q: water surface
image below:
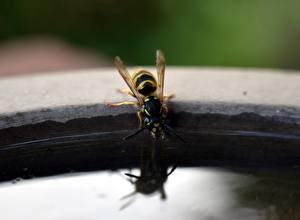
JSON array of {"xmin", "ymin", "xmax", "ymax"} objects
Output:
[{"xmin": 0, "ymin": 167, "xmax": 299, "ymax": 220}]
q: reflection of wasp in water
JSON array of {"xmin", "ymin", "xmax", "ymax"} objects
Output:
[
  {"xmin": 120, "ymin": 143, "xmax": 177, "ymax": 210},
  {"xmin": 108, "ymin": 50, "xmax": 184, "ymax": 142}
]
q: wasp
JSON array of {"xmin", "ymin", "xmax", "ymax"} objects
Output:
[
  {"xmin": 108, "ymin": 50, "xmax": 184, "ymax": 142},
  {"xmin": 120, "ymin": 143, "xmax": 177, "ymax": 209}
]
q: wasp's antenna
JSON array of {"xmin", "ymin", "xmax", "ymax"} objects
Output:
[
  {"xmin": 160, "ymin": 186, "xmax": 167, "ymax": 200},
  {"xmin": 120, "ymin": 197, "xmax": 136, "ymax": 211},
  {"xmin": 125, "ymin": 173, "xmax": 140, "ymax": 179},
  {"xmin": 120, "ymin": 191, "xmax": 137, "ymax": 210},
  {"xmin": 167, "ymin": 164, "xmax": 178, "ymax": 176},
  {"xmin": 163, "ymin": 124, "xmax": 186, "ymax": 143},
  {"xmin": 120, "ymin": 191, "xmax": 137, "ymax": 200},
  {"xmin": 117, "ymin": 171, "xmax": 134, "ymax": 184},
  {"xmin": 123, "ymin": 126, "xmax": 147, "ymax": 140}
]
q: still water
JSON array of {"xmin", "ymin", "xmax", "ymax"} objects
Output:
[{"xmin": 0, "ymin": 167, "xmax": 299, "ymax": 220}]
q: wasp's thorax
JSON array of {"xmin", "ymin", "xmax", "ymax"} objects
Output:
[
  {"xmin": 132, "ymin": 70, "xmax": 157, "ymax": 96},
  {"xmin": 143, "ymin": 96, "xmax": 165, "ymax": 138}
]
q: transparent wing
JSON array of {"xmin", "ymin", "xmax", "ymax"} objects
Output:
[
  {"xmin": 114, "ymin": 56, "xmax": 144, "ymax": 105},
  {"xmin": 156, "ymin": 50, "xmax": 166, "ymax": 102}
]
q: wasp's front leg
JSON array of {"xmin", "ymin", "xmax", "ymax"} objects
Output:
[
  {"xmin": 107, "ymin": 101, "xmax": 139, "ymax": 107},
  {"xmin": 117, "ymin": 89, "xmax": 135, "ymax": 98},
  {"xmin": 162, "ymin": 104, "xmax": 169, "ymax": 115},
  {"xmin": 163, "ymin": 94, "xmax": 175, "ymax": 102},
  {"xmin": 137, "ymin": 110, "xmax": 144, "ymax": 128}
]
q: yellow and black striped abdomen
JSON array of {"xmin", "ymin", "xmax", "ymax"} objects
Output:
[{"xmin": 132, "ymin": 70, "xmax": 157, "ymax": 96}]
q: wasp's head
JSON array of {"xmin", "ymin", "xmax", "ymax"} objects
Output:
[
  {"xmin": 132, "ymin": 70, "xmax": 157, "ymax": 96},
  {"xmin": 144, "ymin": 117, "xmax": 164, "ymax": 139}
]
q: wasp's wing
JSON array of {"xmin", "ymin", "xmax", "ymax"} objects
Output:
[
  {"xmin": 114, "ymin": 56, "xmax": 144, "ymax": 105},
  {"xmin": 156, "ymin": 50, "xmax": 166, "ymax": 102}
]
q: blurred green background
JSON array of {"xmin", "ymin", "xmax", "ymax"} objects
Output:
[{"xmin": 1, "ymin": 0, "xmax": 300, "ymax": 69}]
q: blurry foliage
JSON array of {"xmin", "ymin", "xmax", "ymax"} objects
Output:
[{"xmin": 1, "ymin": 0, "xmax": 300, "ymax": 68}]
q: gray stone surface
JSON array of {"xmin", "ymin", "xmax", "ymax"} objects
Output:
[{"xmin": 0, "ymin": 67, "xmax": 300, "ymax": 129}]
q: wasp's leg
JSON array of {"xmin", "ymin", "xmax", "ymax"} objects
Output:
[
  {"xmin": 162, "ymin": 104, "xmax": 169, "ymax": 114},
  {"xmin": 117, "ymin": 89, "xmax": 135, "ymax": 98},
  {"xmin": 160, "ymin": 126, "xmax": 166, "ymax": 140},
  {"xmin": 163, "ymin": 94, "xmax": 175, "ymax": 102},
  {"xmin": 137, "ymin": 110, "xmax": 144, "ymax": 128},
  {"xmin": 107, "ymin": 101, "xmax": 139, "ymax": 107}
]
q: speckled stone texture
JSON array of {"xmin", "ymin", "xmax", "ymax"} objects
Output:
[
  {"xmin": 0, "ymin": 67, "xmax": 299, "ymax": 129},
  {"xmin": 0, "ymin": 68, "xmax": 300, "ymax": 181}
]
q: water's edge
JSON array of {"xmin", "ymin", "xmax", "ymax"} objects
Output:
[{"xmin": 0, "ymin": 112, "xmax": 299, "ymax": 182}]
